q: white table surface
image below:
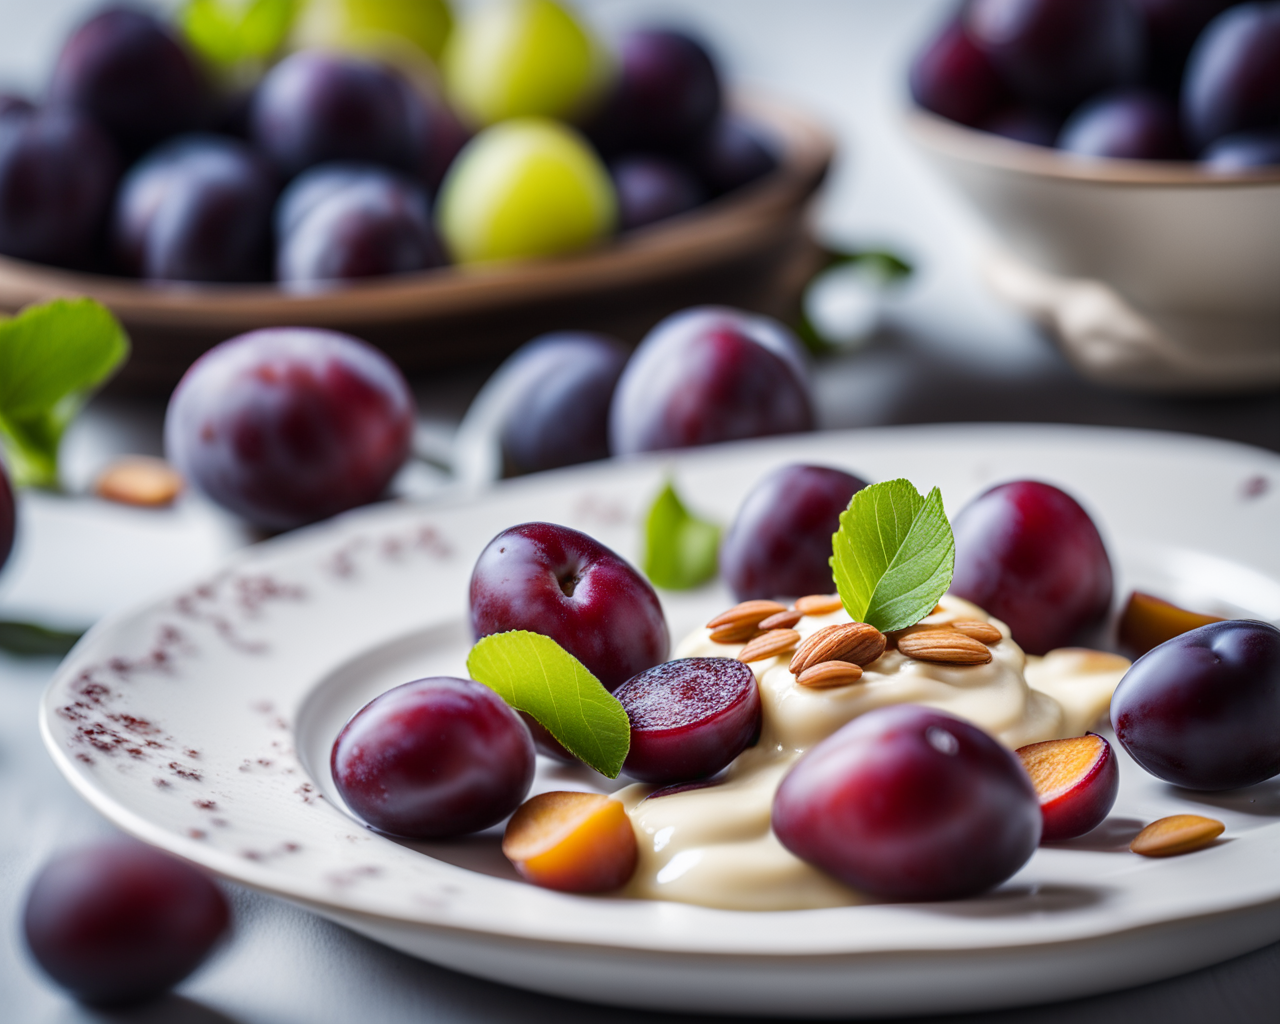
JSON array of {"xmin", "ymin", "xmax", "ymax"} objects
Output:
[{"xmin": 1, "ymin": 1, "xmax": 1278, "ymax": 1021}]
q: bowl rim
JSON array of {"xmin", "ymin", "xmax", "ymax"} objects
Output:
[{"xmin": 904, "ymin": 107, "xmax": 1280, "ymax": 188}]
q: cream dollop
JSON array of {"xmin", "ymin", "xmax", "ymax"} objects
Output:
[{"xmin": 616, "ymin": 595, "xmax": 1129, "ymax": 910}]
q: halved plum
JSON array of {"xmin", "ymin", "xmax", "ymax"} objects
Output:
[{"xmin": 1016, "ymin": 734, "xmax": 1119, "ymax": 843}]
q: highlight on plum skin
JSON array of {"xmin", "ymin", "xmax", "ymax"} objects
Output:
[
  {"xmin": 772, "ymin": 705, "xmax": 1042, "ymax": 902},
  {"xmin": 331, "ymin": 676, "xmax": 535, "ymax": 839},
  {"xmin": 1016, "ymin": 733, "xmax": 1119, "ymax": 843},
  {"xmin": 503, "ymin": 791, "xmax": 638, "ymax": 892},
  {"xmin": 23, "ymin": 840, "xmax": 230, "ymax": 1006},
  {"xmin": 614, "ymin": 657, "xmax": 761, "ymax": 785}
]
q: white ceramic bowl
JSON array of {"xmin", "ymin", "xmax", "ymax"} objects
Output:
[{"xmin": 906, "ymin": 110, "xmax": 1280, "ymax": 393}]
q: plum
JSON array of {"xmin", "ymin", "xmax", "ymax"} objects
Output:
[
  {"xmin": 1202, "ymin": 128, "xmax": 1280, "ymax": 168},
  {"xmin": 164, "ymin": 327, "xmax": 415, "ymax": 529},
  {"xmin": 1111, "ymin": 620, "xmax": 1280, "ymax": 790},
  {"xmin": 503, "ymin": 791, "xmax": 638, "ymax": 891},
  {"xmin": 610, "ymin": 154, "xmax": 703, "ymax": 230},
  {"xmin": 1057, "ymin": 90, "xmax": 1184, "ymax": 158},
  {"xmin": 608, "ymin": 306, "xmax": 814, "ymax": 455},
  {"xmin": 910, "ymin": 17, "xmax": 1010, "ymax": 127},
  {"xmin": 0, "ymin": 459, "xmax": 14, "ymax": 573},
  {"xmin": 1131, "ymin": 0, "xmax": 1236, "ymax": 92},
  {"xmin": 332, "ymin": 676, "xmax": 535, "ymax": 838},
  {"xmin": 1117, "ymin": 591, "xmax": 1223, "ymax": 657},
  {"xmin": 981, "ymin": 104, "xmax": 1062, "ymax": 145},
  {"xmin": 1016, "ymin": 734, "xmax": 1119, "ymax": 842},
  {"xmin": 773, "ymin": 705, "xmax": 1041, "ymax": 901},
  {"xmin": 689, "ymin": 115, "xmax": 778, "ymax": 196},
  {"xmin": 1183, "ymin": 3, "xmax": 1280, "ymax": 150}
]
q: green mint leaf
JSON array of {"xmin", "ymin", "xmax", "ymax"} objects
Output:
[
  {"xmin": 0, "ymin": 620, "xmax": 84, "ymax": 657},
  {"xmin": 0, "ymin": 299, "xmax": 130, "ymax": 489},
  {"xmin": 466, "ymin": 631, "xmax": 630, "ymax": 778},
  {"xmin": 181, "ymin": 0, "xmax": 297, "ymax": 70},
  {"xmin": 642, "ymin": 481, "xmax": 721, "ymax": 590},
  {"xmin": 830, "ymin": 478, "xmax": 955, "ymax": 632}
]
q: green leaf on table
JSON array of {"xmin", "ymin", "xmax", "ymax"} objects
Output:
[
  {"xmin": 466, "ymin": 631, "xmax": 630, "ymax": 778},
  {"xmin": 830, "ymin": 478, "xmax": 954, "ymax": 633},
  {"xmin": 642, "ymin": 481, "xmax": 721, "ymax": 590},
  {"xmin": 0, "ymin": 298, "xmax": 130, "ymax": 490},
  {"xmin": 0, "ymin": 620, "xmax": 84, "ymax": 657},
  {"xmin": 180, "ymin": 0, "xmax": 298, "ymax": 70}
]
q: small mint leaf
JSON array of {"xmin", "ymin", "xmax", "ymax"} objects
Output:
[
  {"xmin": 466, "ymin": 631, "xmax": 630, "ymax": 778},
  {"xmin": 0, "ymin": 299, "xmax": 130, "ymax": 489},
  {"xmin": 830, "ymin": 478, "xmax": 955, "ymax": 633},
  {"xmin": 642, "ymin": 481, "xmax": 720, "ymax": 590}
]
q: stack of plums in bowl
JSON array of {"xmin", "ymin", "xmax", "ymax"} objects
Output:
[
  {"xmin": 0, "ymin": 0, "xmax": 778, "ymax": 285},
  {"xmin": 912, "ymin": 0, "xmax": 1280, "ymax": 168}
]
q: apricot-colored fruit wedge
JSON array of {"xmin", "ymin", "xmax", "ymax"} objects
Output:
[
  {"xmin": 94, "ymin": 457, "xmax": 184, "ymax": 507},
  {"xmin": 1130, "ymin": 815, "xmax": 1224, "ymax": 857},
  {"xmin": 1016, "ymin": 734, "xmax": 1119, "ymax": 843},
  {"xmin": 502, "ymin": 791, "xmax": 637, "ymax": 892},
  {"xmin": 1117, "ymin": 591, "xmax": 1223, "ymax": 658}
]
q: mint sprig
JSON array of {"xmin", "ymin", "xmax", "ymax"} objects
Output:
[
  {"xmin": 180, "ymin": 0, "xmax": 297, "ymax": 72},
  {"xmin": 467, "ymin": 631, "xmax": 630, "ymax": 778},
  {"xmin": 830, "ymin": 478, "xmax": 955, "ymax": 632},
  {"xmin": 642, "ymin": 480, "xmax": 721, "ymax": 590},
  {"xmin": 0, "ymin": 299, "xmax": 130, "ymax": 489}
]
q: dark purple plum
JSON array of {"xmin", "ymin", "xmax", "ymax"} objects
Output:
[
  {"xmin": 469, "ymin": 522, "xmax": 670, "ymax": 692},
  {"xmin": 0, "ymin": 460, "xmax": 14, "ymax": 573},
  {"xmin": 910, "ymin": 18, "xmax": 1010, "ymax": 127},
  {"xmin": 1132, "ymin": 0, "xmax": 1236, "ymax": 91},
  {"xmin": 1202, "ymin": 128, "xmax": 1280, "ymax": 168},
  {"xmin": 980, "ymin": 104, "xmax": 1062, "ymax": 145},
  {"xmin": 611, "ymin": 155, "xmax": 703, "ymax": 230},
  {"xmin": 273, "ymin": 162, "xmax": 375, "ymax": 240},
  {"xmin": 412, "ymin": 91, "xmax": 472, "ymax": 191},
  {"xmin": 164, "ymin": 327, "xmax": 415, "ymax": 529},
  {"xmin": 586, "ymin": 29, "xmax": 720, "ymax": 156},
  {"xmin": 689, "ymin": 115, "xmax": 778, "ymax": 196},
  {"xmin": 1183, "ymin": 3, "xmax": 1280, "ymax": 151},
  {"xmin": 0, "ymin": 108, "xmax": 119, "ymax": 267},
  {"xmin": 965, "ymin": 0, "xmax": 1144, "ymax": 109},
  {"xmin": 332, "ymin": 676, "xmax": 535, "ymax": 838},
  {"xmin": 950, "ymin": 480, "xmax": 1113, "ymax": 656},
  {"xmin": 112, "ymin": 134, "xmax": 276, "ymax": 282},
  {"xmin": 614, "ymin": 658, "xmax": 760, "ymax": 784},
  {"xmin": 23, "ymin": 840, "xmax": 229, "ymax": 1005},
  {"xmin": 489, "ymin": 332, "xmax": 630, "ymax": 475},
  {"xmin": 1111, "ymin": 620, "xmax": 1280, "ymax": 791},
  {"xmin": 47, "ymin": 8, "xmax": 208, "ymax": 155},
  {"xmin": 276, "ymin": 168, "xmax": 444, "ymax": 286},
  {"xmin": 608, "ymin": 306, "xmax": 814, "ymax": 456},
  {"xmin": 720, "ymin": 464, "xmax": 867, "ymax": 601},
  {"xmin": 249, "ymin": 50, "xmax": 426, "ymax": 178},
  {"xmin": 773, "ymin": 705, "xmax": 1041, "ymax": 901},
  {"xmin": 1057, "ymin": 90, "xmax": 1184, "ymax": 158}
]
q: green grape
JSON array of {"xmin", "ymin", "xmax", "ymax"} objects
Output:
[
  {"xmin": 442, "ymin": 0, "xmax": 608, "ymax": 126},
  {"xmin": 436, "ymin": 117, "xmax": 616, "ymax": 264},
  {"xmin": 294, "ymin": 0, "xmax": 453, "ymax": 64}
]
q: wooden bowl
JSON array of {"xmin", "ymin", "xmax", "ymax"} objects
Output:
[{"xmin": 0, "ymin": 96, "xmax": 833, "ymax": 394}]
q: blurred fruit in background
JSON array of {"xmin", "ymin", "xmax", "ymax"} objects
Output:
[
  {"xmin": 1057, "ymin": 89, "xmax": 1185, "ymax": 157},
  {"xmin": 436, "ymin": 117, "xmax": 615, "ymax": 263},
  {"xmin": 0, "ymin": 460, "xmax": 14, "ymax": 573},
  {"xmin": 295, "ymin": 0, "xmax": 453, "ymax": 64},
  {"xmin": 1182, "ymin": 2, "xmax": 1280, "ymax": 149},
  {"xmin": 610, "ymin": 154, "xmax": 704, "ymax": 230}
]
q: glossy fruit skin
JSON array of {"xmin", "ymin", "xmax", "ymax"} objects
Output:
[
  {"xmin": 689, "ymin": 115, "xmax": 779, "ymax": 196},
  {"xmin": 164, "ymin": 327, "xmax": 415, "ymax": 529},
  {"xmin": 1182, "ymin": 4, "xmax": 1280, "ymax": 151},
  {"xmin": 773, "ymin": 705, "xmax": 1041, "ymax": 901},
  {"xmin": 1202, "ymin": 128, "xmax": 1280, "ymax": 168},
  {"xmin": 469, "ymin": 522, "xmax": 670, "ymax": 692},
  {"xmin": 1057, "ymin": 90, "xmax": 1184, "ymax": 158},
  {"xmin": 0, "ymin": 109, "xmax": 120, "ymax": 267},
  {"xmin": 965, "ymin": 0, "xmax": 1144, "ymax": 109},
  {"xmin": 1132, "ymin": 0, "xmax": 1236, "ymax": 92},
  {"xmin": 0, "ymin": 459, "xmax": 15, "ymax": 573},
  {"xmin": 250, "ymin": 50, "xmax": 425, "ymax": 178},
  {"xmin": 720, "ymin": 464, "xmax": 867, "ymax": 601},
  {"xmin": 910, "ymin": 18, "xmax": 1010, "ymax": 127},
  {"xmin": 611, "ymin": 155, "xmax": 703, "ymax": 230},
  {"xmin": 295, "ymin": 0, "xmax": 454, "ymax": 63},
  {"xmin": 1111, "ymin": 620, "xmax": 1280, "ymax": 791},
  {"xmin": 1018, "ymin": 734, "xmax": 1119, "ymax": 842},
  {"xmin": 332, "ymin": 676, "xmax": 535, "ymax": 838},
  {"xmin": 23, "ymin": 840, "xmax": 229, "ymax": 1006},
  {"xmin": 48, "ymin": 8, "xmax": 208, "ymax": 156},
  {"xmin": 950, "ymin": 480, "xmax": 1113, "ymax": 656},
  {"xmin": 615, "ymin": 657, "xmax": 761, "ymax": 784},
  {"xmin": 112, "ymin": 134, "xmax": 276, "ymax": 282},
  {"xmin": 493, "ymin": 331, "xmax": 630, "ymax": 475},
  {"xmin": 609, "ymin": 306, "xmax": 814, "ymax": 456},
  {"xmin": 276, "ymin": 167, "xmax": 444, "ymax": 285}
]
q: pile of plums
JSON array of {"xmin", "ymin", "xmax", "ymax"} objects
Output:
[
  {"xmin": 911, "ymin": 0, "xmax": 1280, "ymax": 168},
  {"xmin": 0, "ymin": 2, "xmax": 778, "ymax": 283}
]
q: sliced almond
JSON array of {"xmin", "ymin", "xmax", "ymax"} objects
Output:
[
  {"xmin": 794, "ymin": 594, "xmax": 844, "ymax": 616},
  {"xmin": 707, "ymin": 600, "xmax": 787, "ymax": 643},
  {"xmin": 897, "ymin": 630, "xmax": 993, "ymax": 665},
  {"xmin": 790, "ymin": 622, "xmax": 886, "ymax": 675},
  {"xmin": 951, "ymin": 620, "xmax": 1003, "ymax": 645},
  {"xmin": 736, "ymin": 629, "xmax": 800, "ymax": 664},
  {"xmin": 94, "ymin": 457, "xmax": 184, "ymax": 507},
  {"xmin": 758, "ymin": 609, "xmax": 802, "ymax": 630},
  {"xmin": 1130, "ymin": 815, "xmax": 1224, "ymax": 858},
  {"xmin": 796, "ymin": 660, "xmax": 863, "ymax": 688}
]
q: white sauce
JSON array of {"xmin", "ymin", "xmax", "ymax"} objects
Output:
[{"xmin": 616, "ymin": 595, "xmax": 1130, "ymax": 910}]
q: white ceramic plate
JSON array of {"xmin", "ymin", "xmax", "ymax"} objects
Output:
[{"xmin": 40, "ymin": 425, "xmax": 1280, "ymax": 1017}]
